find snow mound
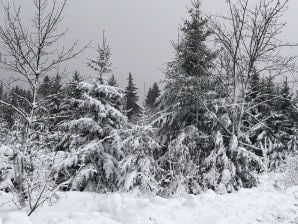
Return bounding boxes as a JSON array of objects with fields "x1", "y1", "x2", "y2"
[{"x1": 2, "y1": 212, "x2": 31, "y2": 224}]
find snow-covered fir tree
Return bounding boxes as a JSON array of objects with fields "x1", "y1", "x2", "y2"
[
  {"x1": 154, "y1": 0, "x2": 215, "y2": 135},
  {"x1": 153, "y1": 0, "x2": 277, "y2": 194},
  {"x1": 153, "y1": 0, "x2": 220, "y2": 194},
  {"x1": 56, "y1": 36, "x2": 127, "y2": 192}
]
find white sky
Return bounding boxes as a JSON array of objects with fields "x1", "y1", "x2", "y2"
[{"x1": 1, "y1": 0, "x2": 298, "y2": 101}]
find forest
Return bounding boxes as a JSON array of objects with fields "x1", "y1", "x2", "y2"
[{"x1": 0, "y1": 0, "x2": 298, "y2": 223}]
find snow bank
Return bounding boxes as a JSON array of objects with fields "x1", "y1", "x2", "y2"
[{"x1": 1, "y1": 174, "x2": 298, "y2": 224}]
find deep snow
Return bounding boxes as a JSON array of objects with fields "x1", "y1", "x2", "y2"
[
  {"x1": 2, "y1": 212, "x2": 31, "y2": 224},
  {"x1": 1, "y1": 174, "x2": 298, "y2": 224}
]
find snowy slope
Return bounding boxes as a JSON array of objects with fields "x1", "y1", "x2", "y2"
[{"x1": 1, "y1": 174, "x2": 298, "y2": 224}]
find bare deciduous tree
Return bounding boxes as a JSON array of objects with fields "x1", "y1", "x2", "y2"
[
  {"x1": 0, "y1": 0, "x2": 85, "y2": 213},
  {"x1": 0, "y1": 0, "x2": 84, "y2": 126},
  {"x1": 209, "y1": 0, "x2": 297, "y2": 140}
]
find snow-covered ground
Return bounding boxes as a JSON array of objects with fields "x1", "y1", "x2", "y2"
[{"x1": 1, "y1": 174, "x2": 298, "y2": 224}]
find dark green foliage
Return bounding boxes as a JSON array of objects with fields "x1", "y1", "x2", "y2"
[
  {"x1": 177, "y1": 1, "x2": 214, "y2": 77},
  {"x1": 65, "y1": 71, "x2": 83, "y2": 100},
  {"x1": 145, "y1": 82, "x2": 160, "y2": 108},
  {"x1": 38, "y1": 74, "x2": 63, "y2": 97},
  {"x1": 108, "y1": 75, "x2": 118, "y2": 87},
  {"x1": 125, "y1": 72, "x2": 141, "y2": 120},
  {"x1": 38, "y1": 76, "x2": 51, "y2": 98},
  {"x1": 37, "y1": 74, "x2": 64, "y2": 129},
  {"x1": 72, "y1": 71, "x2": 83, "y2": 82}
]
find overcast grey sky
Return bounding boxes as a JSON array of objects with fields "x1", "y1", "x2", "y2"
[{"x1": 1, "y1": 0, "x2": 298, "y2": 101}]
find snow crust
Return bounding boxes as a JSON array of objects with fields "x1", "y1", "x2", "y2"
[{"x1": 1, "y1": 174, "x2": 298, "y2": 224}]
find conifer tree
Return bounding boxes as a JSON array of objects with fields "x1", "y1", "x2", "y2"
[
  {"x1": 72, "y1": 71, "x2": 83, "y2": 83},
  {"x1": 155, "y1": 0, "x2": 215, "y2": 136},
  {"x1": 108, "y1": 75, "x2": 118, "y2": 87},
  {"x1": 242, "y1": 73, "x2": 297, "y2": 171},
  {"x1": 50, "y1": 74, "x2": 63, "y2": 115},
  {"x1": 145, "y1": 87, "x2": 152, "y2": 107},
  {"x1": 153, "y1": 1, "x2": 223, "y2": 194},
  {"x1": 51, "y1": 74, "x2": 63, "y2": 95},
  {"x1": 87, "y1": 31, "x2": 112, "y2": 81},
  {"x1": 145, "y1": 82, "x2": 160, "y2": 108},
  {"x1": 57, "y1": 78, "x2": 127, "y2": 192},
  {"x1": 118, "y1": 125, "x2": 160, "y2": 192},
  {"x1": 38, "y1": 76, "x2": 51, "y2": 98},
  {"x1": 125, "y1": 72, "x2": 141, "y2": 120},
  {"x1": 66, "y1": 71, "x2": 83, "y2": 100},
  {"x1": 56, "y1": 36, "x2": 127, "y2": 192}
]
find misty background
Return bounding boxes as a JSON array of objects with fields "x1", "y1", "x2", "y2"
[{"x1": 0, "y1": 0, "x2": 297, "y2": 102}]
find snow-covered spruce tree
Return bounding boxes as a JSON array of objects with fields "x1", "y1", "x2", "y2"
[
  {"x1": 154, "y1": 0, "x2": 215, "y2": 136},
  {"x1": 153, "y1": 1, "x2": 232, "y2": 195},
  {"x1": 155, "y1": 0, "x2": 294, "y2": 194},
  {"x1": 118, "y1": 124, "x2": 160, "y2": 193},
  {"x1": 56, "y1": 35, "x2": 127, "y2": 192}
]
